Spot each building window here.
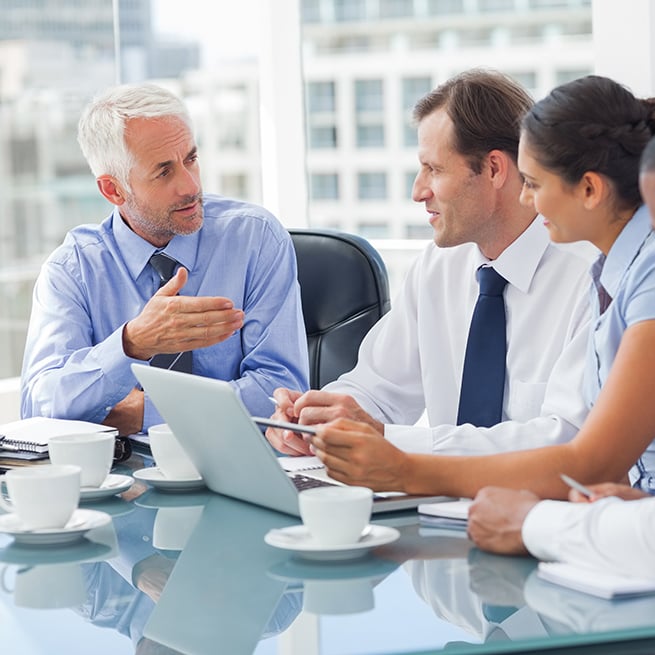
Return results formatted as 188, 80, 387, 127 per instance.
220, 173, 248, 200
357, 223, 390, 238
357, 124, 385, 148
307, 81, 336, 113
310, 173, 340, 200
402, 76, 432, 147
358, 172, 387, 200
507, 71, 537, 92
335, 0, 367, 22
405, 171, 417, 199
427, 0, 465, 14
478, 0, 514, 11
380, 0, 414, 19
355, 79, 384, 112
309, 125, 338, 148
555, 68, 592, 84
301, 0, 322, 23
405, 223, 433, 239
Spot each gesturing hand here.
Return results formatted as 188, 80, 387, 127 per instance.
123, 267, 245, 360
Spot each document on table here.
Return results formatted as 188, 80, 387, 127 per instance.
418, 499, 472, 531
537, 562, 655, 599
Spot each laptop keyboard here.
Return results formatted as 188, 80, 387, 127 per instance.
291, 474, 340, 491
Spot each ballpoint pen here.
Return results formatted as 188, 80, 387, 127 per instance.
560, 473, 594, 498
252, 416, 317, 436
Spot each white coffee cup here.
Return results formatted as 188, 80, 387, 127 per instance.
0, 465, 81, 530
1, 563, 86, 609
299, 486, 373, 546
48, 432, 115, 488
148, 423, 200, 480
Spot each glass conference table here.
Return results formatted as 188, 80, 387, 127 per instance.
1, 453, 655, 655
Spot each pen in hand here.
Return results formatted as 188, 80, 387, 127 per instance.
560, 473, 594, 498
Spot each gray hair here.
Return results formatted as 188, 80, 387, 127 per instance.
77, 83, 193, 191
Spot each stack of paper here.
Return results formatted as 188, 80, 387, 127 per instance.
418, 499, 472, 531
537, 562, 655, 599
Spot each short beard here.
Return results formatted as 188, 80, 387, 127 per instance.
122, 192, 204, 245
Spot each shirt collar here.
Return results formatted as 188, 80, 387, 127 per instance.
473, 215, 549, 294
598, 205, 652, 298
111, 206, 200, 280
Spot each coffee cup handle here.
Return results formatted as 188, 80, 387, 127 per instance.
0, 480, 15, 514
0, 564, 15, 593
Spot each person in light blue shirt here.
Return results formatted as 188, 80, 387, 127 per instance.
21, 83, 309, 434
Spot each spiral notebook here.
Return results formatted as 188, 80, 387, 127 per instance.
0, 417, 118, 455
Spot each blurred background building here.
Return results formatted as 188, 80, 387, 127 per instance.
0, 0, 601, 385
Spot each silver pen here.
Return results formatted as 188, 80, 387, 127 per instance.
560, 473, 594, 498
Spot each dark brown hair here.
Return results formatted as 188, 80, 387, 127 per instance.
412, 68, 533, 173
522, 75, 655, 210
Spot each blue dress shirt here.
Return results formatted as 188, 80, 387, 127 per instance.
21, 194, 309, 430
583, 205, 655, 489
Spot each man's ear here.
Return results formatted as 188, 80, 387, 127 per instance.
97, 175, 126, 206
487, 149, 510, 189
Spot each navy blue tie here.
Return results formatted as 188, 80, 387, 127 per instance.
457, 266, 508, 427
148, 252, 193, 374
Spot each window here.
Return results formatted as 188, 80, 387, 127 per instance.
357, 124, 385, 148
335, 0, 367, 22
358, 172, 387, 200
402, 76, 432, 146
427, 0, 465, 15
555, 68, 592, 84
405, 171, 417, 199
310, 173, 340, 200
380, 0, 414, 19
0, 0, 602, 385
355, 79, 384, 112
357, 223, 390, 238
307, 81, 336, 113
309, 125, 338, 148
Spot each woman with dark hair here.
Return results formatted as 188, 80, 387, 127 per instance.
467, 134, 655, 570
308, 75, 655, 504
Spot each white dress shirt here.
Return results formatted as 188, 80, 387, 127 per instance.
523, 497, 655, 578
326, 217, 594, 455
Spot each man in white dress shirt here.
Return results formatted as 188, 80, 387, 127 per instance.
266, 68, 592, 459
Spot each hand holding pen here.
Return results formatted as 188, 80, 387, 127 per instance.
560, 474, 649, 502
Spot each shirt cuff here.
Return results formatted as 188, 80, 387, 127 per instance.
384, 424, 433, 453
522, 499, 590, 561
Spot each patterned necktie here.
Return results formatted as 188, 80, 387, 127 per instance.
148, 252, 193, 373
456, 266, 508, 427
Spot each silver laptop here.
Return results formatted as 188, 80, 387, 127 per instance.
132, 364, 449, 516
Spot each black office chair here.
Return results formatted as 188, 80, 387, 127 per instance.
289, 228, 391, 389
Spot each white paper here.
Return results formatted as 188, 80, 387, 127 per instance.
537, 562, 655, 599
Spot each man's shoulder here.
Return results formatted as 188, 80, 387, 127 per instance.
202, 194, 276, 223
47, 220, 112, 266
201, 194, 288, 241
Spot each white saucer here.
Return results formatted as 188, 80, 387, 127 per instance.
133, 467, 206, 492
264, 524, 400, 561
80, 474, 134, 502
0, 509, 112, 546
